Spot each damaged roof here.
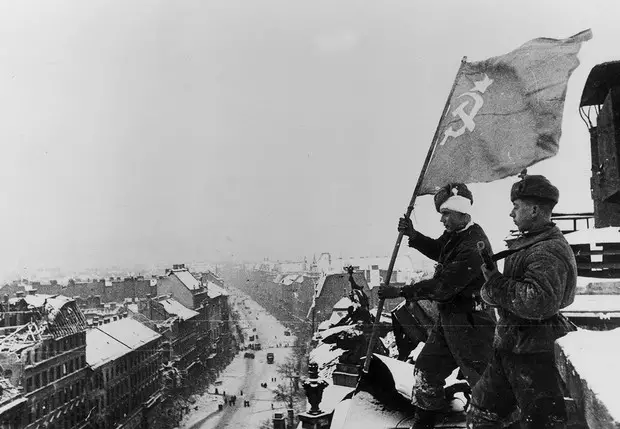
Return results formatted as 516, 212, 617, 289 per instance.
0, 376, 22, 407
9, 293, 74, 311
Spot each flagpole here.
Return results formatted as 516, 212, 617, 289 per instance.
362, 56, 468, 374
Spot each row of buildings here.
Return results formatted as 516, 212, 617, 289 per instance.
0, 264, 232, 429
227, 253, 431, 334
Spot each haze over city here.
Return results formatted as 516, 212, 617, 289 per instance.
1, 0, 619, 282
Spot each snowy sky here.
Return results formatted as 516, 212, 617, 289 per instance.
0, 0, 618, 280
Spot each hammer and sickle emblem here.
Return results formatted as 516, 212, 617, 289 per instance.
439, 74, 494, 146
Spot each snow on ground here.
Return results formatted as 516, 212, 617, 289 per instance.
557, 328, 620, 424
179, 352, 249, 429
373, 352, 465, 411
180, 289, 295, 429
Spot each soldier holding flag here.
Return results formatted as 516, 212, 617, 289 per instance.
379, 183, 495, 429
364, 29, 591, 429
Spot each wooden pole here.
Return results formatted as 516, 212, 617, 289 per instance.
362, 57, 468, 374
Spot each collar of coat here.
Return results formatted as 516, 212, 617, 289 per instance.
492, 223, 562, 262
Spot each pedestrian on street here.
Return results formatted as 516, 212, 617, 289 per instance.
379, 183, 496, 429
467, 174, 578, 429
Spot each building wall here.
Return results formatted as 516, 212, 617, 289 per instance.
157, 277, 194, 310
87, 339, 161, 429
22, 331, 89, 429
11, 279, 157, 304
173, 317, 201, 374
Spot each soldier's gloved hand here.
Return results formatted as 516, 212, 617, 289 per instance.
378, 286, 401, 300
398, 217, 416, 237
481, 263, 500, 281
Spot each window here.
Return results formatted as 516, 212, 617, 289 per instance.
34, 373, 41, 389
42, 371, 48, 385
26, 377, 33, 393
49, 368, 54, 382
56, 366, 61, 380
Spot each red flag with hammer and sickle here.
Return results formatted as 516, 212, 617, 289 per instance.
419, 29, 592, 194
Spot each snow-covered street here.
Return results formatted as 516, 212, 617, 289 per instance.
180, 289, 296, 429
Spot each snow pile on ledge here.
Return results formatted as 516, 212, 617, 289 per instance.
556, 328, 620, 427
565, 227, 620, 245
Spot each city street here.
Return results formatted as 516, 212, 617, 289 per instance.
180, 289, 296, 429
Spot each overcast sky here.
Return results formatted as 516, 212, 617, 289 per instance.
0, 0, 618, 280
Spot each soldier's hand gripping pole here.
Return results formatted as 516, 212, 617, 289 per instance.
361, 57, 467, 376
477, 241, 495, 270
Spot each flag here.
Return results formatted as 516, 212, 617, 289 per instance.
419, 29, 592, 194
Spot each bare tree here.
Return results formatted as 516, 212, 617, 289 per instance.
274, 356, 303, 408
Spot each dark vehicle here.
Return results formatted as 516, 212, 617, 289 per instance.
244, 352, 255, 359
266, 352, 274, 364
284, 330, 291, 336
255, 343, 262, 351
249, 335, 255, 342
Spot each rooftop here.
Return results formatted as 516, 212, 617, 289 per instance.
172, 269, 202, 291
155, 297, 199, 320
86, 327, 131, 369
207, 281, 228, 299
95, 317, 161, 350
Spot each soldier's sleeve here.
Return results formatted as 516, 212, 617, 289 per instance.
401, 240, 483, 301
481, 250, 568, 320
408, 231, 448, 262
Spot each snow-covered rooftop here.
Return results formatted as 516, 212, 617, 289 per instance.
207, 281, 228, 298
10, 293, 73, 310
157, 297, 199, 320
173, 270, 202, 291
96, 318, 161, 350
86, 327, 131, 369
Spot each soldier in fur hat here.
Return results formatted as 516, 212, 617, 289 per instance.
467, 174, 577, 429
379, 183, 495, 429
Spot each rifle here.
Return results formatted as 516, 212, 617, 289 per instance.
477, 241, 495, 270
